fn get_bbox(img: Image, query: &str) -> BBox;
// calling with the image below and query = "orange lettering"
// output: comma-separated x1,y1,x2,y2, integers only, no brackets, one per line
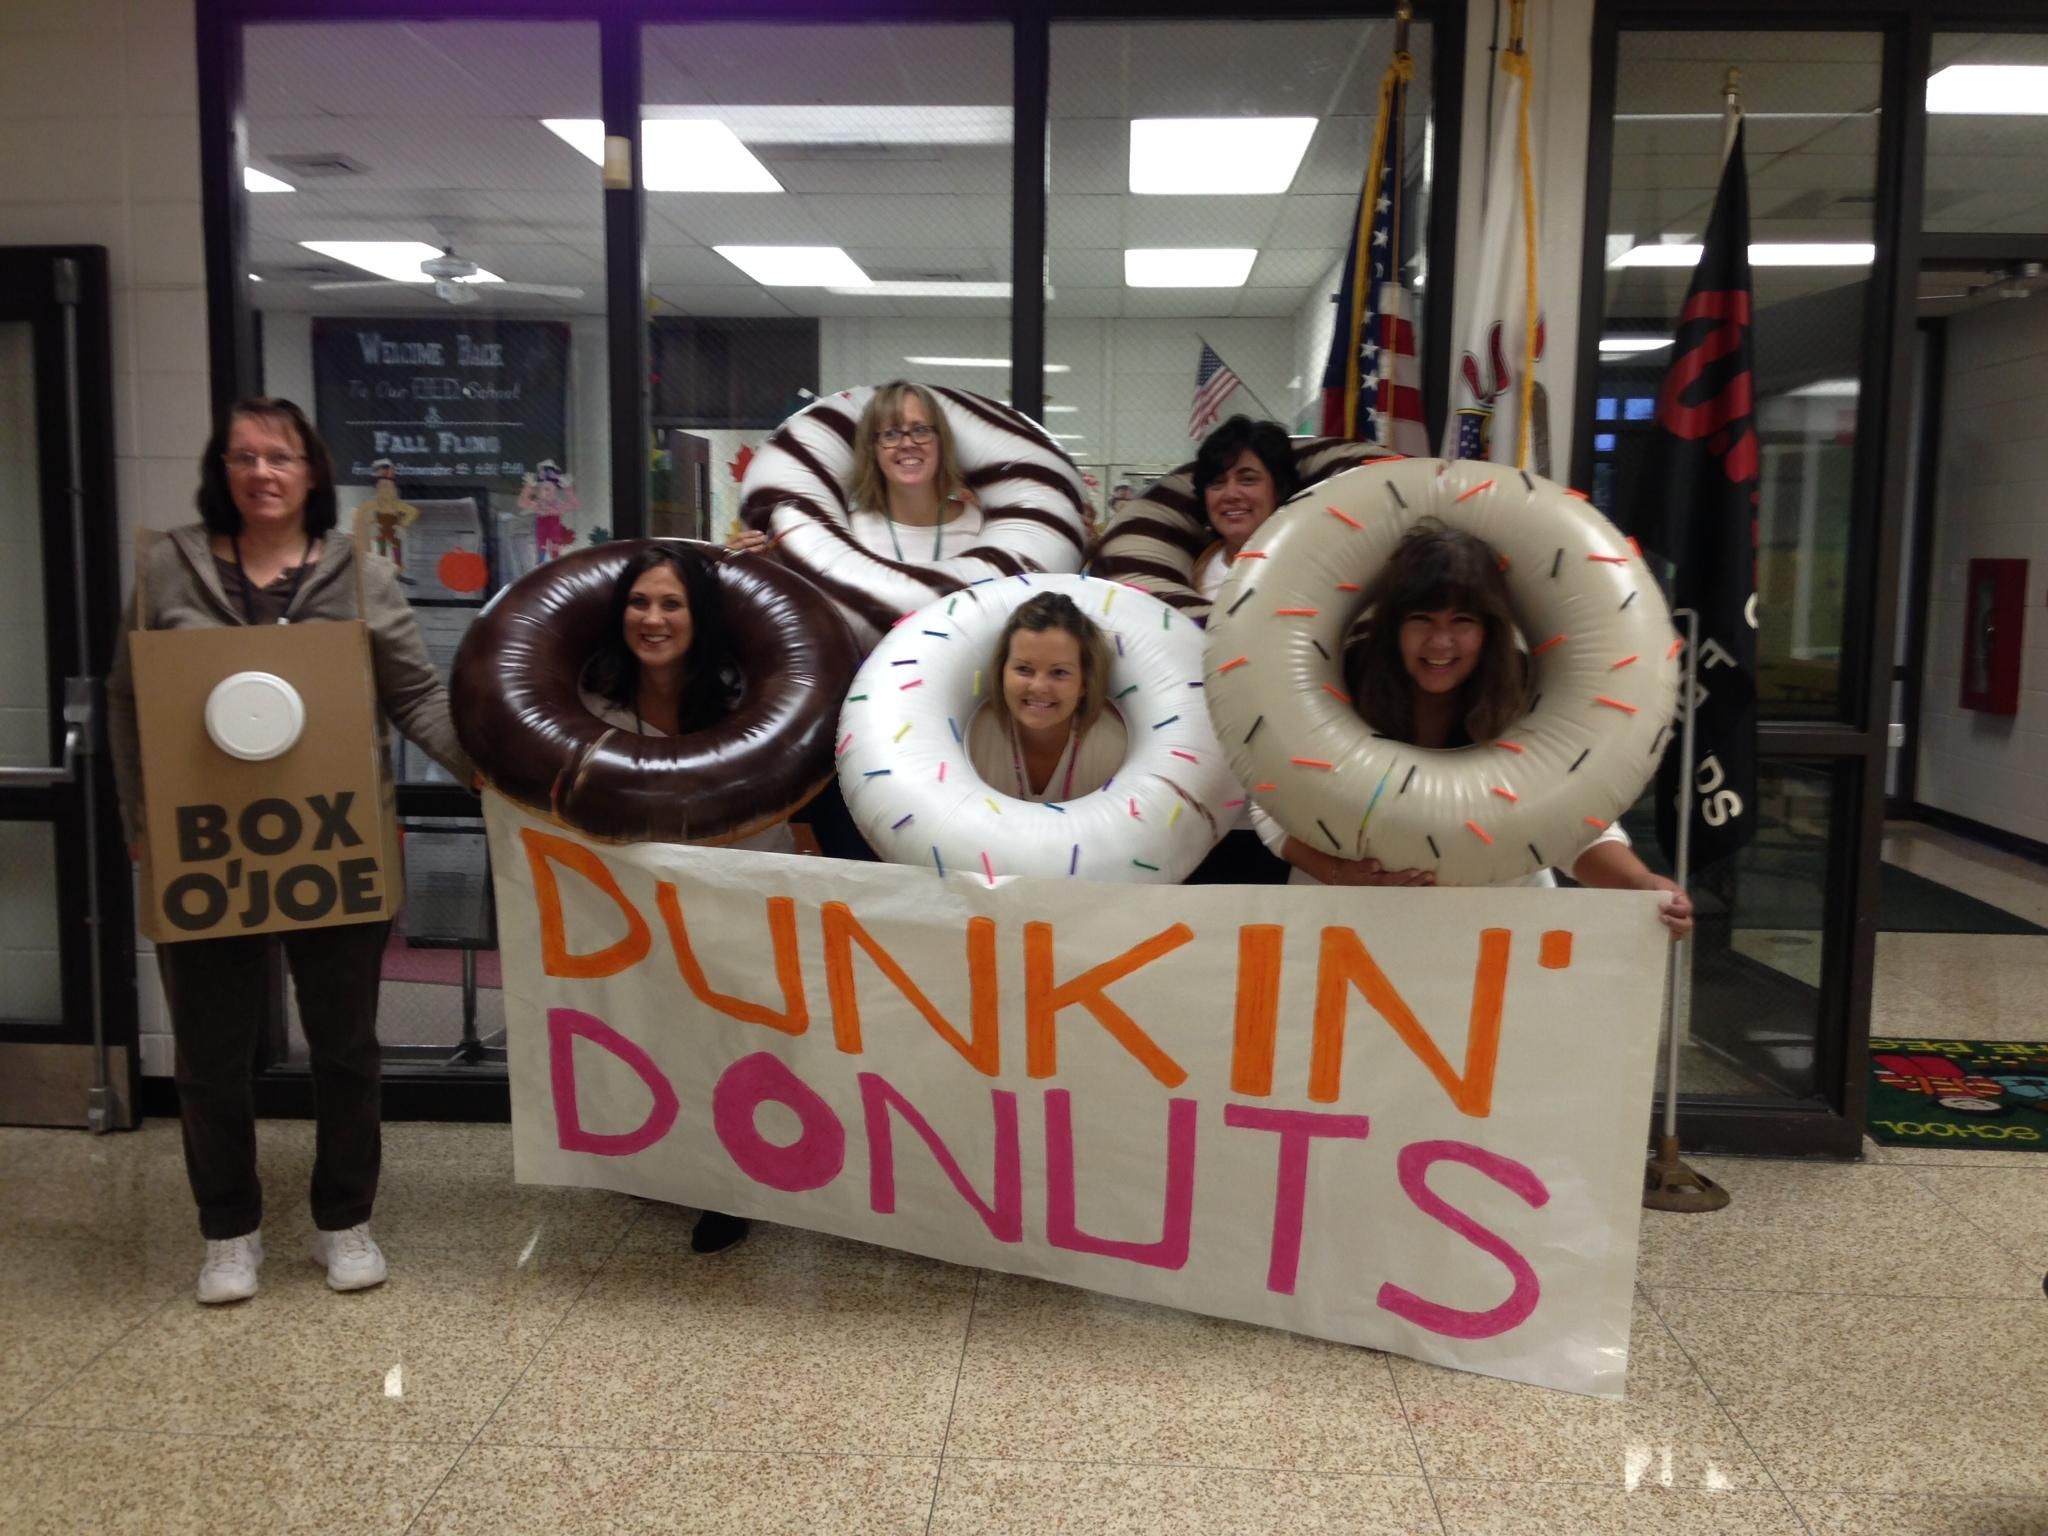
1539,930,1573,970
521,827,651,980
1230,925,1285,1097
823,903,1000,1076
1025,921,1192,1088
656,884,807,1035
1310,927,1510,1115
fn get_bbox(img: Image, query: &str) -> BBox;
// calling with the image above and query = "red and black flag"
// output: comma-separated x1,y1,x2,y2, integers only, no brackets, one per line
1642,120,1760,872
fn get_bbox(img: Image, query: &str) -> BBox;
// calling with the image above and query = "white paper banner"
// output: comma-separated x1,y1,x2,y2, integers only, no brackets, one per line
486,793,1667,1397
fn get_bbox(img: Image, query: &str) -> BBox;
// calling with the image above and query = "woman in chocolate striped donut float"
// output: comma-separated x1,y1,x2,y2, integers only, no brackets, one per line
733,380,1091,650
1092,416,1398,625
1203,457,1691,928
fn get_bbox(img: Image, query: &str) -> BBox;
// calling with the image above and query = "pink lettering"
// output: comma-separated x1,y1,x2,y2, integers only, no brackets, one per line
1377,1139,1549,1339
711,1052,846,1192
859,1073,1022,1243
547,1007,679,1158
1223,1103,1372,1294
1044,1088,1197,1270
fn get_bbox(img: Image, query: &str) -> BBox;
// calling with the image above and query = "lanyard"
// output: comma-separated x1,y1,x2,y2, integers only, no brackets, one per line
1007,716,1080,803
230,533,315,625
884,510,945,562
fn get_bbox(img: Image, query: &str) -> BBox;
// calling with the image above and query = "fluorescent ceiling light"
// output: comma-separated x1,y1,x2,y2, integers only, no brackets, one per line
1609,242,1875,268
1129,117,1317,195
1599,335,1672,353
715,245,868,286
823,281,1011,298
243,167,294,193
543,118,781,192
247,273,262,282
654,105,1012,145
1050,433,1086,441
1927,65,2048,115
300,241,501,284
1616,111,1874,122
903,356,1073,373
1043,404,1078,413
1125,248,1258,287
1786,377,1859,398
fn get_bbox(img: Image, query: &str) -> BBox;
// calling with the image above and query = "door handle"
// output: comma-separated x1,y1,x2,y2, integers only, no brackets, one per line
0,679,95,786
0,721,81,785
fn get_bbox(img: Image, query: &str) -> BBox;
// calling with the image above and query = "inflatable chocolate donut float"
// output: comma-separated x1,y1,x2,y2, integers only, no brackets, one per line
452,540,859,844
1094,438,1399,624
738,384,1092,649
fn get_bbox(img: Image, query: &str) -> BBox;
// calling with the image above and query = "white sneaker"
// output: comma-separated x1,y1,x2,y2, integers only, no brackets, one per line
196,1231,264,1304
308,1223,388,1292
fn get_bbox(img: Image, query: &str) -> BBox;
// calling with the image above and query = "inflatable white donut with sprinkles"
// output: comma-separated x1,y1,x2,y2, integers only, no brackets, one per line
837,573,1238,884
1202,458,1681,887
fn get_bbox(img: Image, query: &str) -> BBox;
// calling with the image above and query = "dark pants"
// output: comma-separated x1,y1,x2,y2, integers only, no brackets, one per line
156,919,391,1240
1187,827,1292,885
796,777,877,862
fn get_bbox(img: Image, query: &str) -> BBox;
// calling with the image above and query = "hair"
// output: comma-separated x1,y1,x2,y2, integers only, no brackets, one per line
195,397,339,537
586,543,740,733
987,592,1114,739
1348,522,1529,748
850,380,967,514
1190,415,1301,535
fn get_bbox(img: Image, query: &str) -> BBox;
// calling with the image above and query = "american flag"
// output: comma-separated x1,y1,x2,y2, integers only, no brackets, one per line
1188,343,1243,439
1320,51,1426,454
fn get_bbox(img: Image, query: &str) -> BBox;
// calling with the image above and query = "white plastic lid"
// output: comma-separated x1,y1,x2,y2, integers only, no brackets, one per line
204,671,306,762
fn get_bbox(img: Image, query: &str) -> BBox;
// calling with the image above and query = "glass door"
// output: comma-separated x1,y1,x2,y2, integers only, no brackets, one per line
0,247,137,1129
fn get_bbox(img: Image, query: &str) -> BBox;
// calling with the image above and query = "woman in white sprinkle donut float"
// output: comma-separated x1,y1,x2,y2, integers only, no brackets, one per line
1092,416,1397,624
836,573,1237,884
735,380,1091,650
1203,457,1691,927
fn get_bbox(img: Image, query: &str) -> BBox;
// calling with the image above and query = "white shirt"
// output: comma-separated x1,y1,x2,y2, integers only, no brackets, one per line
965,704,1128,803
847,501,986,563
1193,541,1231,603
580,689,798,855
1249,800,1632,888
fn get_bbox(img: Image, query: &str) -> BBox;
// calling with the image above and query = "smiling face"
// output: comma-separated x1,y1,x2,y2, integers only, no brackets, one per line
1003,626,1085,737
1203,449,1279,555
225,413,312,535
1399,606,1486,696
876,392,939,493
624,563,694,676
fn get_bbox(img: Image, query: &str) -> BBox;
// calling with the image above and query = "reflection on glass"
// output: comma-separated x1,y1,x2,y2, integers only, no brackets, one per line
640,21,1014,542
1925,34,2048,233
1649,760,1837,1101
1601,31,1881,720
1047,17,1432,508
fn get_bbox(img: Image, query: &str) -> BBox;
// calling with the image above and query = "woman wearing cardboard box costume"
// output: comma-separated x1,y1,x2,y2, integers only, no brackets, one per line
106,398,470,1306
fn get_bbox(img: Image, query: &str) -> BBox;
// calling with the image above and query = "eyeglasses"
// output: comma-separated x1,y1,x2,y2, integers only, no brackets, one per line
223,451,306,474
876,423,936,448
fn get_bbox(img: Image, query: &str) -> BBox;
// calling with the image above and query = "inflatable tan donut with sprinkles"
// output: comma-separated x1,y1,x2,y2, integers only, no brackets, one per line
738,383,1091,650
836,573,1239,885
1202,458,1681,887
1092,438,1401,624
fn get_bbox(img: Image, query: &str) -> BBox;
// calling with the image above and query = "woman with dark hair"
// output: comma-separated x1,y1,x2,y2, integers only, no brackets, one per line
1189,415,1302,603
578,541,792,1253
1256,523,1695,931
105,397,470,1305
1182,416,1301,883
964,592,1127,801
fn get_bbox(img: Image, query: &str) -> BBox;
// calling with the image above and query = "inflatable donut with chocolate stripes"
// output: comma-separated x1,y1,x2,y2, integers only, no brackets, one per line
1203,459,1681,887
738,384,1091,650
451,540,859,845
1093,438,1399,625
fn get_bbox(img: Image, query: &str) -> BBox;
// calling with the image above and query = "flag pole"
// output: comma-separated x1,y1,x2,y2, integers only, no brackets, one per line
1193,334,1284,427
1645,608,1727,1211
1721,67,1742,164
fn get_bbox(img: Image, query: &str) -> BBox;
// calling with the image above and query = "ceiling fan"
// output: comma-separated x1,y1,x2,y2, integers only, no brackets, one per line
310,246,583,305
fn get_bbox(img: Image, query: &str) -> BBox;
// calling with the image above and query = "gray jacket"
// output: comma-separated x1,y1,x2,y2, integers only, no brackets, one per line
106,523,472,843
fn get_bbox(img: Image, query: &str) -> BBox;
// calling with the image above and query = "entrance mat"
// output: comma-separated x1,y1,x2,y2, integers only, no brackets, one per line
1869,1039,2048,1149
1874,863,2047,936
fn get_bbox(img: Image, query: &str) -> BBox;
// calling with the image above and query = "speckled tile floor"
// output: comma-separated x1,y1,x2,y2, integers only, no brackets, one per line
5,826,2044,1534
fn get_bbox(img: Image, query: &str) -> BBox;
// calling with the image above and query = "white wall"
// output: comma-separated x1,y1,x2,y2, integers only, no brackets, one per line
1,0,208,1071
1915,296,2048,845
